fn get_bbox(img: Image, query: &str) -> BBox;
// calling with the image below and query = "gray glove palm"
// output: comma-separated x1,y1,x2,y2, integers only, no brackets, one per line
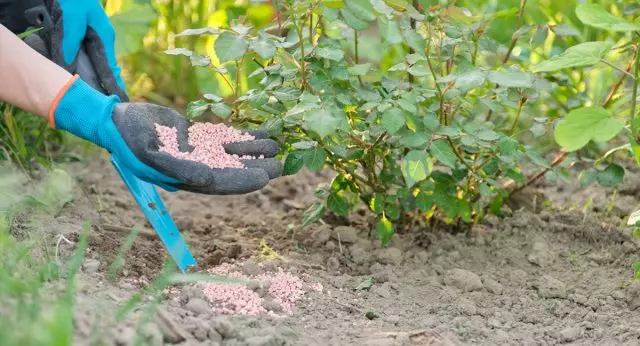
112,103,283,195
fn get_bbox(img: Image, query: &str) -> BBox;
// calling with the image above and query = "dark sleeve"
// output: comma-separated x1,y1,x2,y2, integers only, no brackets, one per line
0,0,44,34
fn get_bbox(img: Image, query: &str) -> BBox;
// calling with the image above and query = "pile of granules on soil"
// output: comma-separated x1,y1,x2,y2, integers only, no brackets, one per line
155,122,262,169
174,260,323,317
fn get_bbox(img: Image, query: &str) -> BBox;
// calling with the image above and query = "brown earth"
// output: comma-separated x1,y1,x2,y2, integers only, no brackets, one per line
50,152,640,346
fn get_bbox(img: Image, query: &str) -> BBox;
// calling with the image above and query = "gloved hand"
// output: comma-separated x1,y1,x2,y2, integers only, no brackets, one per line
26,0,128,101
52,76,282,194
30,0,283,194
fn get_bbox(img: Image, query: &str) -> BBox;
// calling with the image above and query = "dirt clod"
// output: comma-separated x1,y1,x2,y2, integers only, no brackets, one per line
374,247,403,265
527,238,554,267
444,269,483,292
626,281,640,310
482,276,503,295
82,259,101,274
331,226,359,244
536,275,567,299
184,298,211,315
558,326,583,343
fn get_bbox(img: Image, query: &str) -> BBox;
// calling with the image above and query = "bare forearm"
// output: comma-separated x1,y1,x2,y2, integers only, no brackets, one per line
0,24,71,118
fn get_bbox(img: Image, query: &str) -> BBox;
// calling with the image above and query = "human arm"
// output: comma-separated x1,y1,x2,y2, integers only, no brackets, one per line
0,23,70,118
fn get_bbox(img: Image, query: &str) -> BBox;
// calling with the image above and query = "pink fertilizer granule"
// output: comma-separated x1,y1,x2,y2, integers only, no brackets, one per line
202,283,266,316
176,259,323,317
257,269,304,314
155,122,260,169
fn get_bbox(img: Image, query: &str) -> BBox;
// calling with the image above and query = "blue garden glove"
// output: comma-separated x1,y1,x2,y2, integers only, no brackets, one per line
31,0,128,101
51,76,282,194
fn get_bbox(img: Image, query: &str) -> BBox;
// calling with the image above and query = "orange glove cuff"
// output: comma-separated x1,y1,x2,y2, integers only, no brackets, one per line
47,74,80,128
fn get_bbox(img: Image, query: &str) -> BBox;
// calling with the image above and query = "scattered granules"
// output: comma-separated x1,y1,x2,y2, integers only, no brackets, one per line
176,259,323,317
155,122,263,169
257,269,304,314
310,282,323,292
202,283,266,316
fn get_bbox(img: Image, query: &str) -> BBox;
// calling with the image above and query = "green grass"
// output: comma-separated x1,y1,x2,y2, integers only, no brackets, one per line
0,164,83,346
0,163,241,345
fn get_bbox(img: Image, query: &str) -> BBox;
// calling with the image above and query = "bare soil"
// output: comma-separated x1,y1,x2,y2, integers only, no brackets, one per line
51,153,640,346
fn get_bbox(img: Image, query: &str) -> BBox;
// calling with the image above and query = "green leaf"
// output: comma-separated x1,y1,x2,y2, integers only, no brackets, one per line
345,0,378,21
190,54,211,66
165,48,193,56
174,27,220,37
430,139,458,168
327,193,349,216
407,64,430,77
304,148,327,171
379,17,403,44
376,216,394,245
291,141,318,150
628,209,640,226
383,0,407,11
381,108,408,133
532,41,612,73
554,107,624,152
186,100,210,119
415,191,433,212
322,0,345,9
423,114,439,130
385,203,400,220
576,4,640,32
302,202,325,228
341,9,369,30
348,63,373,76
487,70,534,88
316,46,345,61
406,53,426,65
498,137,518,156
203,93,223,102
111,4,157,56
283,151,305,175
250,39,276,59
401,150,432,187
596,164,624,187
210,102,232,119
404,30,425,56
454,70,486,89
303,109,342,138
399,131,429,148
214,31,249,62
369,194,384,214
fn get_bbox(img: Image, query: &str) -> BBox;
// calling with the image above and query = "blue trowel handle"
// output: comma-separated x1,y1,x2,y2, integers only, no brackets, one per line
111,156,197,272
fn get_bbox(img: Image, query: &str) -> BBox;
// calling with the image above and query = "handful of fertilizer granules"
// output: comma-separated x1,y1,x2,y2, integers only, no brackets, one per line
155,122,264,169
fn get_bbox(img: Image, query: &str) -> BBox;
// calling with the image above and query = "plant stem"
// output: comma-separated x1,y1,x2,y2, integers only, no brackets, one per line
308,12,313,45
295,20,306,90
507,151,568,197
354,30,363,85
234,59,242,99
508,97,527,135
408,0,418,84
447,137,473,172
218,71,234,95
602,54,635,108
600,59,636,79
354,30,359,63
632,44,640,137
471,34,479,66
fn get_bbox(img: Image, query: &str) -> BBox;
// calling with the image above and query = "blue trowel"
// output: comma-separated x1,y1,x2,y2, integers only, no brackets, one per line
23,3,198,273
77,50,198,273
78,49,197,273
